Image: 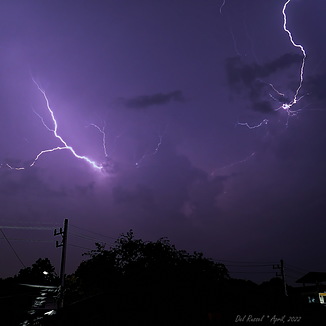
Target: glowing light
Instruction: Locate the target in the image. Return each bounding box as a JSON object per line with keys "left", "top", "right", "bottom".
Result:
{"left": 44, "top": 310, "right": 56, "bottom": 316}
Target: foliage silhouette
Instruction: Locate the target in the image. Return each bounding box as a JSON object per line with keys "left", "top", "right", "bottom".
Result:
{"left": 62, "top": 230, "right": 230, "bottom": 325}
{"left": 14, "top": 257, "right": 58, "bottom": 285}
{"left": 72, "top": 230, "right": 229, "bottom": 294}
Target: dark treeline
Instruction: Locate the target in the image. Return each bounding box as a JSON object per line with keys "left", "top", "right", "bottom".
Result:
{"left": 64, "top": 230, "right": 229, "bottom": 325}
{"left": 1, "top": 230, "right": 325, "bottom": 325}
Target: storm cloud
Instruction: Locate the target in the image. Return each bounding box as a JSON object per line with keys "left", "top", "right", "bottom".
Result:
{"left": 2, "top": 0, "right": 326, "bottom": 286}
{"left": 305, "top": 72, "right": 326, "bottom": 102}
{"left": 226, "top": 53, "right": 302, "bottom": 113}
{"left": 123, "top": 90, "right": 185, "bottom": 109}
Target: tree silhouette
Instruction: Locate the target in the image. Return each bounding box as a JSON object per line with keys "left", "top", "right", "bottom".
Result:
{"left": 73, "top": 230, "right": 229, "bottom": 291}
{"left": 15, "top": 258, "right": 58, "bottom": 285}
{"left": 64, "top": 230, "right": 230, "bottom": 325}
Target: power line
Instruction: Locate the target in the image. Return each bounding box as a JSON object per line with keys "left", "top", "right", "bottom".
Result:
{"left": 226, "top": 264, "right": 274, "bottom": 267}
{"left": 0, "top": 225, "right": 56, "bottom": 230}
{"left": 70, "top": 224, "right": 116, "bottom": 240}
{"left": 0, "top": 237, "right": 52, "bottom": 243}
{"left": 0, "top": 229, "right": 26, "bottom": 268}
{"left": 216, "top": 259, "right": 278, "bottom": 264}
{"left": 286, "top": 263, "right": 309, "bottom": 273}
{"left": 69, "top": 243, "right": 93, "bottom": 251}
{"left": 286, "top": 267, "right": 305, "bottom": 275}
{"left": 69, "top": 232, "right": 114, "bottom": 244}
{"left": 230, "top": 271, "right": 275, "bottom": 274}
{"left": 69, "top": 232, "right": 101, "bottom": 241}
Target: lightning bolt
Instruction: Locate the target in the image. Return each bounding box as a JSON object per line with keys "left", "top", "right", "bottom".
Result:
{"left": 264, "top": 0, "right": 306, "bottom": 125}
{"left": 267, "top": 0, "right": 307, "bottom": 118}
{"left": 135, "top": 134, "right": 163, "bottom": 167}
{"left": 238, "top": 0, "right": 307, "bottom": 129}
{"left": 282, "top": 0, "right": 306, "bottom": 106}
{"left": 6, "top": 79, "right": 103, "bottom": 171}
{"left": 32, "top": 107, "right": 53, "bottom": 132}
{"left": 237, "top": 119, "right": 269, "bottom": 130}
{"left": 211, "top": 151, "right": 256, "bottom": 176}
{"left": 88, "top": 123, "right": 109, "bottom": 158}
{"left": 219, "top": 0, "right": 226, "bottom": 15}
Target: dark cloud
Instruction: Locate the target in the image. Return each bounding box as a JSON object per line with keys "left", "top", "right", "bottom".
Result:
{"left": 251, "top": 100, "right": 274, "bottom": 113}
{"left": 226, "top": 53, "right": 302, "bottom": 87}
{"left": 112, "top": 184, "right": 154, "bottom": 209}
{"left": 75, "top": 182, "right": 95, "bottom": 196}
{"left": 305, "top": 72, "right": 326, "bottom": 102}
{"left": 262, "top": 53, "right": 302, "bottom": 77}
{"left": 109, "top": 140, "right": 229, "bottom": 228}
{"left": 0, "top": 168, "right": 65, "bottom": 197}
{"left": 226, "top": 53, "right": 302, "bottom": 113}
{"left": 186, "top": 175, "right": 227, "bottom": 221}
{"left": 123, "top": 90, "right": 185, "bottom": 109}
{"left": 2, "top": 0, "right": 326, "bottom": 284}
{"left": 246, "top": 80, "right": 274, "bottom": 113}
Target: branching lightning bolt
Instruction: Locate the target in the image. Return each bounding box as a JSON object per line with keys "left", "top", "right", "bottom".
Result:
{"left": 238, "top": 0, "right": 307, "bottom": 129}
{"left": 6, "top": 79, "right": 103, "bottom": 171}
{"left": 282, "top": 0, "right": 306, "bottom": 106}
{"left": 265, "top": 0, "right": 307, "bottom": 124}
{"left": 269, "top": 0, "right": 307, "bottom": 118}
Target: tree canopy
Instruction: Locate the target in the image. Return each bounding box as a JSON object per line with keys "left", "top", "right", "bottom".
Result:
{"left": 72, "top": 229, "right": 229, "bottom": 296}
{"left": 14, "top": 257, "right": 58, "bottom": 285}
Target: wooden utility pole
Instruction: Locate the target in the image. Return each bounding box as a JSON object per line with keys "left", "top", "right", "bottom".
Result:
{"left": 280, "top": 259, "right": 288, "bottom": 297}
{"left": 54, "top": 218, "right": 69, "bottom": 309}
{"left": 273, "top": 259, "right": 288, "bottom": 296}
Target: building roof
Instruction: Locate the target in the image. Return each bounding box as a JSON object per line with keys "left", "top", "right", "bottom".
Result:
{"left": 296, "top": 272, "right": 326, "bottom": 284}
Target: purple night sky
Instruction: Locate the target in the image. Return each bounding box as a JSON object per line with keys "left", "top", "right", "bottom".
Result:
{"left": 1, "top": 0, "right": 326, "bottom": 284}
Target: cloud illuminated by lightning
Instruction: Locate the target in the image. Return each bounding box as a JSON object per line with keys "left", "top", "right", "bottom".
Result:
{"left": 7, "top": 79, "right": 103, "bottom": 171}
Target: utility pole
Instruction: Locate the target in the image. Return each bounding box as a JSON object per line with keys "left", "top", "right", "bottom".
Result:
{"left": 273, "top": 259, "right": 288, "bottom": 296}
{"left": 54, "top": 218, "right": 69, "bottom": 309}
